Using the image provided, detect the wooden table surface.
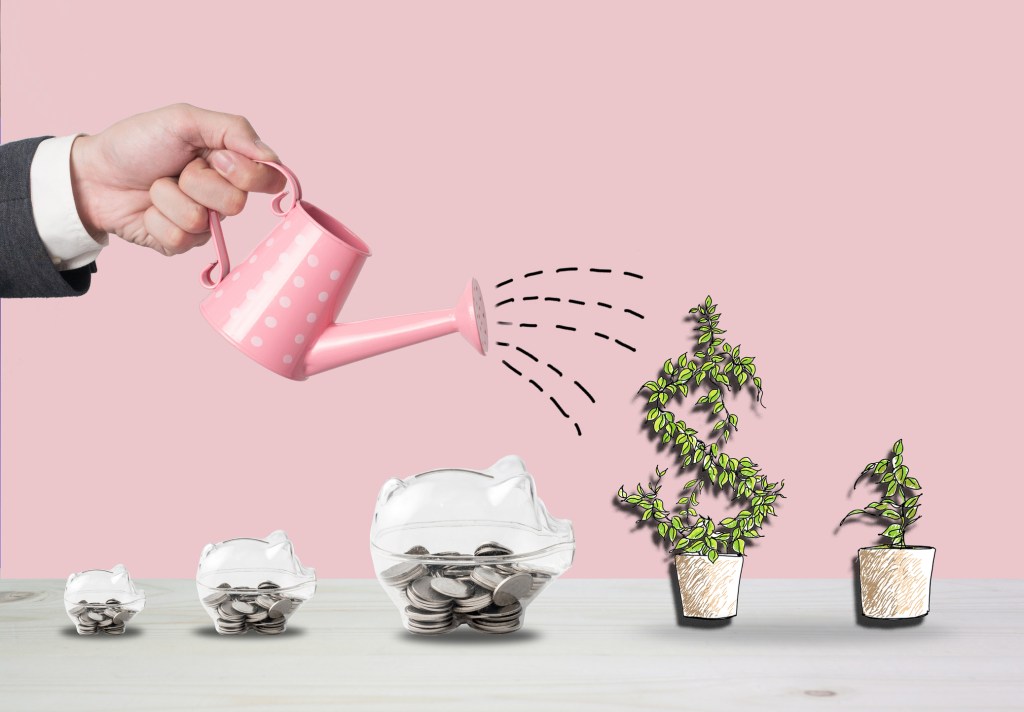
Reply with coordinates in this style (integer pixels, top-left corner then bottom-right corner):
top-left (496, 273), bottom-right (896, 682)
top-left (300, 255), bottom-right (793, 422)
top-left (1, 578), bottom-right (1020, 710)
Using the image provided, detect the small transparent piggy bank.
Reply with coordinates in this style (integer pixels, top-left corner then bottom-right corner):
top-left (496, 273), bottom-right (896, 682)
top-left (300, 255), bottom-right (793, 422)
top-left (196, 530), bottom-right (316, 635)
top-left (371, 455), bottom-right (575, 635)
top-left (64, 564), bottom-right (145, 636)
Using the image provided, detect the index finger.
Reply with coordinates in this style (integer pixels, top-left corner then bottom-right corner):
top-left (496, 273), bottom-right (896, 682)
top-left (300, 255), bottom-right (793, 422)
top-left (208, 149), bottom-right (287, 194)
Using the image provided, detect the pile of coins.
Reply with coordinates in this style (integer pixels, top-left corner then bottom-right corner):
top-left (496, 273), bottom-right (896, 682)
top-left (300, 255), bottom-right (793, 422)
top-left (201, 581), bottom-right (302, 635)
top-left (379, 542), bottom-right (554, 635)
top-left (68, 599), bottom-right (137, 635)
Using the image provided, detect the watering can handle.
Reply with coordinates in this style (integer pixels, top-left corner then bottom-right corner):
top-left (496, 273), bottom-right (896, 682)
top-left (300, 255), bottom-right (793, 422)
top-left (200, 160), bottom-right (304, 288)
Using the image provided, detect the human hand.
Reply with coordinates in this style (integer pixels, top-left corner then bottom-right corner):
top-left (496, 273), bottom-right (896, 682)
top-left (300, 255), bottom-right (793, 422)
top-left (69, 103), bottom-right (286, 256)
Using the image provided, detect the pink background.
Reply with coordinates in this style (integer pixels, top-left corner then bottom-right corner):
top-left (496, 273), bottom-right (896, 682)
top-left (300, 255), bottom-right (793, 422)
top-left (2, 1), bottom-right (1021, 579)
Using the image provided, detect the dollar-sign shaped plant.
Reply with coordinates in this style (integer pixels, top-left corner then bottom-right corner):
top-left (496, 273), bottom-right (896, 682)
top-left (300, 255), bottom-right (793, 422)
top-left (617, 296), bottom-right (784, 560)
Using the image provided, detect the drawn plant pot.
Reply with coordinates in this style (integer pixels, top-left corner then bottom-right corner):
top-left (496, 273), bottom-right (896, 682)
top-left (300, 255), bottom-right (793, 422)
top-left (858, 546), bottom-right (935, 619)
top-left (674, 552), bottom-right (743, 619)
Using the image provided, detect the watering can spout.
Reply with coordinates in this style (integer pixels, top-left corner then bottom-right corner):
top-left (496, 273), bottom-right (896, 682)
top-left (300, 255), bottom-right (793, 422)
top-left (301, 279), bottom-right (488, 378)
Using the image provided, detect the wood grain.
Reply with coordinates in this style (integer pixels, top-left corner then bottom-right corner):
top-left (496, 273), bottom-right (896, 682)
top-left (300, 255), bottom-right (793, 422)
top-left (0, 579), bottom-right (1020, 711)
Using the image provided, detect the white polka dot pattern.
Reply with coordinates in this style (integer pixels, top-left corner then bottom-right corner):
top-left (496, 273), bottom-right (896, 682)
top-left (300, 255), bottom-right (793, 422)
top-left (200, 208), bottom-right (371, 379)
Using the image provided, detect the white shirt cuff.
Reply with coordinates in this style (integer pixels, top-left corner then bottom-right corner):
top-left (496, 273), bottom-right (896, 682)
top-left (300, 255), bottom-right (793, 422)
top-left (29, 134), bottom-right (109, 271)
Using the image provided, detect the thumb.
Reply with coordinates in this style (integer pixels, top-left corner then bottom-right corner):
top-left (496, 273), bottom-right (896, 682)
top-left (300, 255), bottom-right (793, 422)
top-left (173, 103), bottom-right (279, 162)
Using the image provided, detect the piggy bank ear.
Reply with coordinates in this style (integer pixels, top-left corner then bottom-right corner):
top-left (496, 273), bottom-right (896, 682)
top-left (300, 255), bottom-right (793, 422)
top-left (110, 564), bottom-right (128, 585)
top-left (265, 530), bottom-right (289, 545)
top-left (485, 455), bottom-right (527, 478)
top-left (265, 530), bottom-right (294, 560)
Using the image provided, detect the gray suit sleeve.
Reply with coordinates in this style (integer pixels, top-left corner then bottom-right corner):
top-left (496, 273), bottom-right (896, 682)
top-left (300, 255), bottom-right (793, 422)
top-left (0, 136), bottom-right (97, 298)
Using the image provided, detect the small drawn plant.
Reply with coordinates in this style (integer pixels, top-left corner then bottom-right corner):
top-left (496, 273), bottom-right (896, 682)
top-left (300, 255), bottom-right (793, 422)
top-left (616, 296), bottom-right (784, 561)
top-left (840, 439), bottom-right (922, 548)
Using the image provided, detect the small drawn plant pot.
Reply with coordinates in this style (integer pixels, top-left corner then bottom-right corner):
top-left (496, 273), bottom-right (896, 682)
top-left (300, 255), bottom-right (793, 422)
top-left (674, 552), bottom-right (743, 619)
top-left (858, 546), bottom-right (935, 619)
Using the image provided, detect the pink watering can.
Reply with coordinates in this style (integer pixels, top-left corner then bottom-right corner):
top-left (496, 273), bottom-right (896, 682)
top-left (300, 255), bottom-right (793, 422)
top-left (199, 162), bottom-right (488, 380)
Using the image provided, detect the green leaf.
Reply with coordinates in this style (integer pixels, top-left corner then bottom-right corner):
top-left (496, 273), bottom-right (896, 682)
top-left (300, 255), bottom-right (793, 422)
top-left (904, 495), bottom-right (920, 508)
top-left (707, 549), bottom-right (719, 563)
top-left (886, 481), bottom-right (898, 497)
top-left (874, 462), bottom-right (887, 474)
top-left (882, 524), bottom-right (902, 538)
top-left (733, 539), bottom-right (746, 555)
top-left (906, 507), bottom-right (918, 519)
top-left (657, 522), bottom-right (668, 538)
top-left (905, 477), bottom-right (921, 489)
top-left (617, 487), bottom-right (627, 498)
top-left (893, 439), bottom-right (903, 455)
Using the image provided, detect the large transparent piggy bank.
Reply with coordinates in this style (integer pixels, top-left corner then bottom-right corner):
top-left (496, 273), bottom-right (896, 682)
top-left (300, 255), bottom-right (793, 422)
top-left (371, 455), bottom-right (574, 635)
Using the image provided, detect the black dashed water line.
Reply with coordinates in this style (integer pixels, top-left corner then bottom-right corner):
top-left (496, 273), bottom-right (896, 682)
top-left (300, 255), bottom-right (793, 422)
top-left (624, 308), bottom-right (644, 319)
top-left (525, 270), bottom-right (543, 278)
top-left (550, 397), bottom-right (570, 418)
top-left (522, 296), bottom-right (539, 301)
top-left (623, 271), bottom-right (643, 279)
top-left (516, 346), bottom-right (539, 362)
top-left (556, 267), bottom-right (578, 273)
top-left (544, 297), bottom-right (561, 302)
top-left (495, 298), bottom-right (514, 307)
top-left (547, 364), bottom-right (563, 376)
top-left (496, 341), bottom-right (510, 347)
top-left (502, 360), bottom-right (522, 376)
top-left (597, 302), bottom-right (612, 309)
top-left (574, 423), bottom-right (582, 436)
top-left (529, 379), bottom-right (543, 392)
top-left (555, 325), bottom-right (576, 331)
top-left (589, 268), bottom-right (612, 273)
top-left (614, 339), bottom-right (637, 352)
top-left (594, 332), bottom-right (610, 340)
top-left (574, 380), bottom-right (596, 403)
top-left (497, 321), bottom-right (513, 326)
top-left (568, 299), bottom-right (585, 305)
top-left (496, 278), bottom-right (513, 288)
top-left (520, 323), bottom-right (537, 328)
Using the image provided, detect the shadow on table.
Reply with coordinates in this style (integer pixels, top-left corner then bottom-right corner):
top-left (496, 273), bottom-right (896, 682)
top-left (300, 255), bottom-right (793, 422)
top-left (850, 556), bottom-right (925, 629)
top-left (666, 563), bottom-right (732, 629)
top-left (191, 626), bottom-right (309, 638)
top-left (60, 626), bottom-right (145, 638)
top-left (396, 627), bottom-right (543, 645)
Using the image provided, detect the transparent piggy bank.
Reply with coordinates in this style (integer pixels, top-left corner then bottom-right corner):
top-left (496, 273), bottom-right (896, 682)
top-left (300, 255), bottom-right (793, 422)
top-left (196, 530), bottom-right (316, 635)
top-left (371, 455), bottom-right (575, 635)
top-left (64, 564), bottom-right (145, 635)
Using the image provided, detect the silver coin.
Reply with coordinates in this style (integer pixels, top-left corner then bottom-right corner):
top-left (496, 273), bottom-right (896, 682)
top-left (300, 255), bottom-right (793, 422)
top-left (68, 605), bottom-right (86, 616)
top-left (257, 581), bottom-right (279, 590)
top-left (76, 626), bottom-right (99, 636)
top-left (231, 600), bottom-right (256, 615)
top-left (404, 606), bottom-right (455, 623)
top-left (105, 598), bottom-right (121, 605)
top-left (202, 591), bottom-right (229, 607)
top-left (469, 567), bottom-right (503, 591)
top-left (253, 625), bottom-right (285, 635)
top-left (410, 576), bottom-right (452, 603)
top-left (246, 610), bottom-right (269, 623)
top-left (492, 572), bottom-right (532, 606)
top-left (474, 542), bottom-right (512, 557)
top-left (255, 594), bottom-right (279, 609)
top-left (429, 577), bottom-right (472, 599)
top-left (405, 545), bottom-right (430, 556)
top-left (104, 626), bottom-right (126, 635)
top-left (97, 618), bottom-right (113, 627)
top-left (267, 599), bottom-right (294, 619)
top-left (381, 561), bottom-right (428, 587)
top-left (87, 611), bottom-right (105, 622)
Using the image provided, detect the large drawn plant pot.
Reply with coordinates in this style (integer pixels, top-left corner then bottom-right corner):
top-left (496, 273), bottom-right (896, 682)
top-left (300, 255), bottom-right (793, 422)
top-left (858, 546), bottom-right (935, 619)
top-left (673, 553), bottom-right (743, 619)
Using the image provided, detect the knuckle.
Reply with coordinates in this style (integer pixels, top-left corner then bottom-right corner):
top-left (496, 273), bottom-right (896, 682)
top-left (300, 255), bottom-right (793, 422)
top-left (164, 227), bottom-right (191, 253)
top-left (186, 203), bottom-right (209, 233)
top-left (223, 191), bottom-right (247, 216)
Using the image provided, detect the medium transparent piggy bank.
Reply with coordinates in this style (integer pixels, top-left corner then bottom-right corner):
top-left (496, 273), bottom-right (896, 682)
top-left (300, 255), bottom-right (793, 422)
top-left (64, 564), bottom-right (145, 635)
top-left (196, 530), bottom-right (316, 635)
top-left (371, 455), bottom-right (575, 635)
